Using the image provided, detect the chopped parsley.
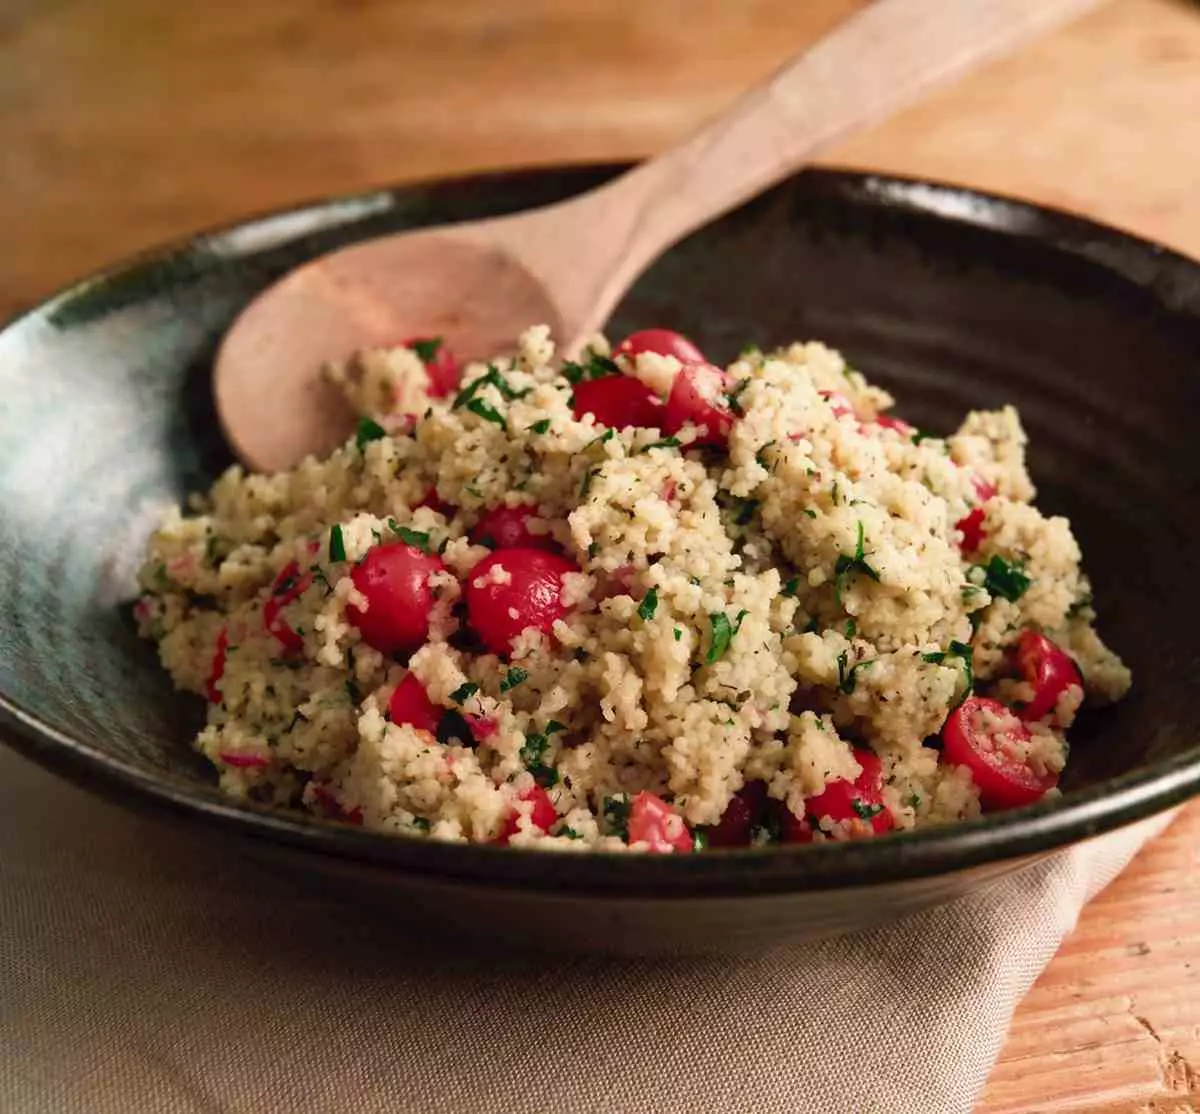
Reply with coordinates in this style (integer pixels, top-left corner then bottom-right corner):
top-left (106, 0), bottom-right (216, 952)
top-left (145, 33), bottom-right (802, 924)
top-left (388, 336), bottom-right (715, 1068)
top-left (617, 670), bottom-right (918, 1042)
top-left (738, 342), bottom-right (759, 358)
top-left (560, 827), bottom-right (583, 841)
top-left (519, 719), bottom-right (564, 787)
top-left (387, 520), bottom-right (431, 552)
top-left (783, 576), bottom-right (800, 597)
top-left (637, 587), bottom-right (659, 621)
top-left (602, 794), bottom-right (631, 840)
top-left (705, 611), bottom-right (740, 664)
top-left (692, 829), bottom-right (709, 852)
top-left (754, 440), bottom-right (777, 469)
top-left (449, 681), bottom-right (479, 704)
top-left (411, 816), bottom-right (432, 833)
top-left (204, 534), bottom-right (221, 567)
top-left (328, 524), bottom-right (346, 563)
top-left (725, 378), bottom-right (751, 415)
top-left (734, 499), bottom-right (759, 527)
top-left (844, 619), bottom-right (857, 638)
top-left (974, 554), bottom-right (1032, 603)
top-left (922, 640), bottom-right (974, 709)
top-left (803, 508), bottom-right (818, 519)
top-left (834, 520), bottom-right (881, 606)
top-left (673, 627), bottom-right (683, 642)
top-left (562, 354), bottom-right (620, 384)
top-left (410, 336), bottom-right (443, 362)
top-left (852, 800), bottom-right (884, 821)
top-left (452, 364), bottom-right (529, 410)
top-left (466, 397), bottom-right (507, 430)
top-left (579, 468), bottom-right (598, 498)
top-left (836, 650), bottom-right (876, 694)
top-left (637, 437), bottom-right (682, 454)
top-left (499, 667), bottom-right (529, 694)
top-left (528, 418), bottom-right (552, 435)
top-left (355, 417), bottom-right (387, 449)
top-left (586, 429), bottom-right (615, 449)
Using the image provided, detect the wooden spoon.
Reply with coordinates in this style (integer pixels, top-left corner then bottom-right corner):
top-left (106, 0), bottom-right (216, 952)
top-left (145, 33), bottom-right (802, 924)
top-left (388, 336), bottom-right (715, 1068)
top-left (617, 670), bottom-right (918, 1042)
top-left (216, 0), bottom-right (1098, 473)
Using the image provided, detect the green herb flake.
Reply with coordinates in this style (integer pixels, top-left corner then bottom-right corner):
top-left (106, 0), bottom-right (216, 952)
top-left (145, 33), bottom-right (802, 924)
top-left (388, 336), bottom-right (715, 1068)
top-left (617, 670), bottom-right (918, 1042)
top-left (436, 709), bottom-right (476, 748)
top-left (783, 576), bottom-right (800, 597)
top-left (528, 418), bottom-right (552, 435)
top-left (673, 627), bottom-right (683, 642)
top-left (466, 397), bottom-right (507, 430)
top-left (561, 827), bottom-right (583, 841)
top-left (852, 800), bottom-right (884, 821)
top-left (725, 378), bottom-right (752, 416)
top-left (579, 468), bottom-right (597, 498)
top-left (834, 520), bottom-right (881, 606)
top-left (836, 650), bottom-right (876, 694)
top-left (412, 816), bottom-right (432, 833)
top-left (803, 508), bottom-right (818, 519)
top-left (410, 336), bottom-right (443, 363)
top-left (586, 428), bottom-right (615, 449)
top-left (637, 437), bottom-right (682, 454)
top-left (975, 554), bottom-right (1033, 603)
top-left (922, 640), bottom-right (974, 709)
top-left (906, 793), bottom-right (922, 810)
top-left (844, 619), bottom-right (857, 638)
top-left (705, 612), bottom-right (736, 664)
top-left (453, 364), bottom-right (528, 410)
top-left (636, 587), bottom-right (660, 622)
top-left (328, 524), bottom-right (346, 563)
top-left (602, 795), bottom-right (631, 840)
top-left (386, 519), bottom-right (432, 552)
top-left (355, 417), bottom-right (388, 450)
top-left (499, 668), bottom-right (529, 694)
top-left (449, 682), bottom-right (479, 704)
top-left (754, 440), bottom-right (777, 469)
top-left (692, 829), bottom-right (709, 852)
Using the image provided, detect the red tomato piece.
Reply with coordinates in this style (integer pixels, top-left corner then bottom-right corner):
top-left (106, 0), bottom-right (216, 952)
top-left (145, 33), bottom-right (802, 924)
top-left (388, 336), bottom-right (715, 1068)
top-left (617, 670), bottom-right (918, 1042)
top-left (388, 673), bottom-right (441, 735)
top-left (496, 785), bottom-right (558, 845)
top-left (219, 751), bottom-right (269, 769)
top-left (613, 328), bottom-right (706, 364)
top-left (348, 543), bottom-right (446, 655)
top-left (942, 695), bottom-right (1057, 809)
top-left (875, 414), bottom-right (915, 436)
top-left (706, 780), bottom-right (768, 848)
top-left (777, 801), bottom-right (816, 844)
top-left (804, 747), bottom-right (895, 836)
top-left (205, 627), bottom-right (228, 703)
top-left (1014, 630), bottom-right (1083, 723)
top-left (402, 336), bottom-right (461, 398)
top-left (470, 503), bottom-right (557, 551)
top-left (264, 559), bottom-right (312, 654)
top-left (627, 791), bottom-right (694, 853)
top-left (664, 363), bottom-right (735, 447)
top-left (415, 486), bottom-right (454, 517)
top-left (572, 374), bottom-right (664, 430)
top-left (465, 548), bottom-right (578, 655)
top-left (819, 390), bottom-right (856, 420)
top-left (956, 475), bottom-right (999, 554)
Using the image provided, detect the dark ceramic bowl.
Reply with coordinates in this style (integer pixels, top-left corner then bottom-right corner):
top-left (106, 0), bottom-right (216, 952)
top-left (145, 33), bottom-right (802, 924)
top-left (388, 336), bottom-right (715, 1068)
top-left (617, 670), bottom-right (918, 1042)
top-left (2, 167), bottom-right (1198, 954)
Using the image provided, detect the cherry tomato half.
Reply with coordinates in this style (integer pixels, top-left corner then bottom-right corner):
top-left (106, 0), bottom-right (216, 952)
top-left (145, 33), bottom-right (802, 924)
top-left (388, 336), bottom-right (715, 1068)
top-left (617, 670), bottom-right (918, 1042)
top-left (706, 781), bottom-right (768, 848)
top-left (1014, 630), bottom-right (1083, 723)
top-left (942, 695), bottom-right (1057, 809)
top-left (403, 336), bottom-right (461, 398)
top-left (572, 375), bottom-right (664, 430)
top-left (470, 503), bottom-right (558, 552)
top-left (465, 547), bottom-right (578, 655)
top-left (664, 363), bottom-right (735, 447)
top-left (627, 791), bottom-right (694, 853)
top-left (803, 747), bottom-right (894, 836)
top-left (349, 543), bottom-right (446, 655)
top-left (613, 328), bottom-right (706, 364)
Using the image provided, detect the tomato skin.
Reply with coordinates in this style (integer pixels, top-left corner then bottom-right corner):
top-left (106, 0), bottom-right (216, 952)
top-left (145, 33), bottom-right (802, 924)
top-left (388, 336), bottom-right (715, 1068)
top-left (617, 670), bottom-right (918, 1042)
top-left (804, 748), bottom-right (895, 836)
top-left (942, 695), bottom-right (1058, 809)
top-left (263, 559), bottom-right (312, 654)
top-left (495, 785), bottom-right (557, 845)
top-left (465, 548), bottom-right (578, 655)
top-left (206, 627), bottom-right (228, 703)
top-left (819, 390), bottom-right (856, 420)
top-left (572, 375), bottom-right (664, 430)
top-left (705, 781), bottom-right (768, 847)
top-left (388, 673), bottom-right (441, 734)
top-left (402, 336), bottom-right (461, 398)
top-left (664, 363), bottom-right (735, 447)
top-left (348, 543), bottom-right (446, 655)
top-left (875, 414), bottom-right (915, 436)
top-left (956, 475), bottom-right (999, 554)
top-left (613, 328), bottom-right (706, 364)
top-left (1015, 630), bottom-right (1083, 723)
top-left (470, 503), bottom-right (557, 552)
top-left (627, 791), bottom-right (694, 853)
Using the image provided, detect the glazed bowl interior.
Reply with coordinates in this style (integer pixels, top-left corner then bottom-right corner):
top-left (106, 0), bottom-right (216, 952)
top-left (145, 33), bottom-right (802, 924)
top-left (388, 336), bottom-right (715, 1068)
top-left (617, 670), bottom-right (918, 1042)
top-left (1, 165), bottom-right (1199, 906)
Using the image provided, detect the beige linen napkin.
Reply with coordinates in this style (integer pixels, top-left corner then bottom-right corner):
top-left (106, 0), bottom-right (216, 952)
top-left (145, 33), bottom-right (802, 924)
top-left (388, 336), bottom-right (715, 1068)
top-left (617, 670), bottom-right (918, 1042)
top-left (1, 744), bottom-right (1172, 1114)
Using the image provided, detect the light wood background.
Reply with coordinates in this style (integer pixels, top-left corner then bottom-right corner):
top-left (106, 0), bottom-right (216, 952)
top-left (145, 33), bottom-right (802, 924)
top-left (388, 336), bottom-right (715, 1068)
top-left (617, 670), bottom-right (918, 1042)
top-left (4, 1), bottom-right (1200, 1109)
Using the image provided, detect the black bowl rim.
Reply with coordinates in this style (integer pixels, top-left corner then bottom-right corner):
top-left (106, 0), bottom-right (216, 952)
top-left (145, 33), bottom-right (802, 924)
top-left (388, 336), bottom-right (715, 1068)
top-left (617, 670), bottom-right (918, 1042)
top-left (3, 164), bottom-right (1198, 900)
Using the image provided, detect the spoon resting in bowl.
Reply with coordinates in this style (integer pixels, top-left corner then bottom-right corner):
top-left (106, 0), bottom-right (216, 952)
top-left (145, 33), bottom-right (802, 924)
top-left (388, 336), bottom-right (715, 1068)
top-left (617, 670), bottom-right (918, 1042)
top-left (215, 0), bottom-right (1098, 473)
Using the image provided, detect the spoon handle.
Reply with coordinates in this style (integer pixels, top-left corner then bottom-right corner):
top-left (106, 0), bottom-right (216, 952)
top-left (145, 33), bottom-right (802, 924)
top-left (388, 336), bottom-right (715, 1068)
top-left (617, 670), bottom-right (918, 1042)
top-left (554, 0), bottom-right (1100, 340)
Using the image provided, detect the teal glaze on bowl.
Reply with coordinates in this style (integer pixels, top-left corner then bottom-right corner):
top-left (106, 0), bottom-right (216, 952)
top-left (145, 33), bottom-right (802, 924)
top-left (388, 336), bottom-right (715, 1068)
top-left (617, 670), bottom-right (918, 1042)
top-left (2, 167), bottom-right (1198, 953)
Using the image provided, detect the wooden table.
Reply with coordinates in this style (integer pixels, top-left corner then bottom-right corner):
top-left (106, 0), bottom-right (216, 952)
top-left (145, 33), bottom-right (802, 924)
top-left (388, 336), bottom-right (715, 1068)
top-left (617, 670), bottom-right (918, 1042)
top-left (3, 1), bottom-right (1198, 1108)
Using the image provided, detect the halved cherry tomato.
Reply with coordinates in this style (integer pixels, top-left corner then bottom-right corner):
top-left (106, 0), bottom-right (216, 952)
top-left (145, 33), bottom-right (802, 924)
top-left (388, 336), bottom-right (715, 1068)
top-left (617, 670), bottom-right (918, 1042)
top-left (495, 785), bottom-right (557, 845)
top-left (706, 780), bottom-right (768, 847)
top-left (1014, 630), bottom-right (1083, 723)
top-left (264, 559), bottom-right (312, 654)
top-left (664, 363), bottom-right (735, 447)
top-left (627, 791), bottom-right (694, 853)
top-left (403, 336), bottom-right (461, 398)
top-left (465, 547), bottom-right (578, 655)
top-left (572, 375), bottom-right (664, 430)
top-left (470, 503), bottom-right (558, 552)
top-left (388, 673), bottom-right (441, 734)
top-left (205, 627), bottom-right (228, 703)
top-left (803, 747), bottom-right (895, 836)
top-left (956, 476), bottom-right (998, 554)
top-left (942, 695), bottom-right (1057, 809)
top-left (613, 328), bottom-right (706, 364)
top-left (348, 543), bottom-right (446, 654)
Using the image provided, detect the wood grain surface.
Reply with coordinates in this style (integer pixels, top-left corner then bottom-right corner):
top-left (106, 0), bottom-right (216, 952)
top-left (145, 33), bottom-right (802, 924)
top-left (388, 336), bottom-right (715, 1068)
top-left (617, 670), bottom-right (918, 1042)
top-left (3, 1), bottom-right (1199, 1109)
